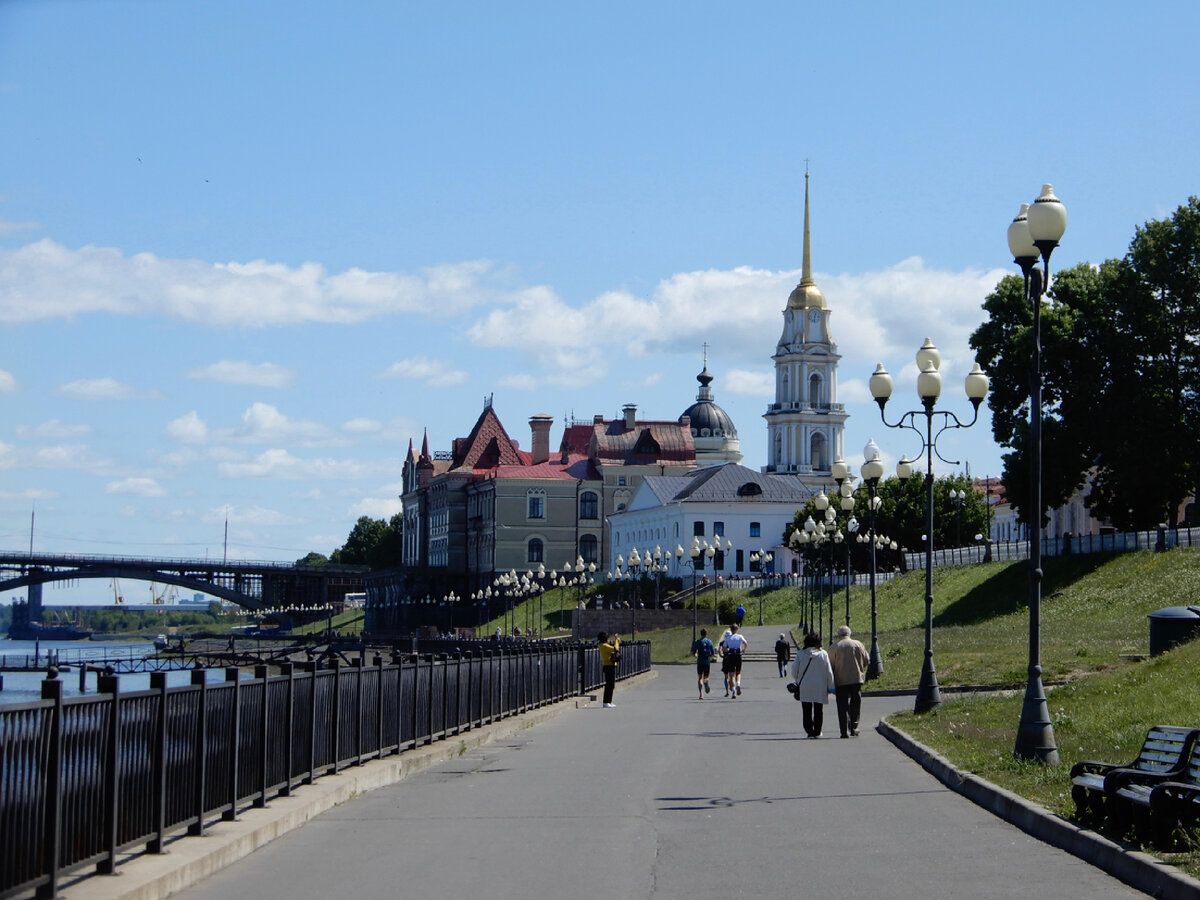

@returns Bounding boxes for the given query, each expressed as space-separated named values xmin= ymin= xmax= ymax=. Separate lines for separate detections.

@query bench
xmin=1069 ymin=725 xmax=1199 ymax=824
xmin=1113 ymin=738 xmax=1200 ymax=848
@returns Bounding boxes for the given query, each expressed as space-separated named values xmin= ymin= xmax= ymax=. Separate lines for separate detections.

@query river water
xmin=0 ymin=638 xmax=232 ymax=705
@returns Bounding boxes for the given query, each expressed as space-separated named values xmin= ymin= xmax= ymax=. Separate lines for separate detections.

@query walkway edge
xmin=61 ymin=671 xmax=657 ymax=900
xmin=877 ymin=718 xmax=1200 ymax=900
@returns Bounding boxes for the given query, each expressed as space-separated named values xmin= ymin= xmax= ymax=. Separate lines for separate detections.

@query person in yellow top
xmin=597 ymin=631 xmax=621 ymax=708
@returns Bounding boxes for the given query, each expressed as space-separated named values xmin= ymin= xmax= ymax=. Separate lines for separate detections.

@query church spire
xmin=787 ymin=168 xmax=827 ymax=310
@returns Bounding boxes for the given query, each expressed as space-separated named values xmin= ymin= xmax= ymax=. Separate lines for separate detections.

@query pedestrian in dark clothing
xmin=774 ymin=633 xmax=792 ymax=677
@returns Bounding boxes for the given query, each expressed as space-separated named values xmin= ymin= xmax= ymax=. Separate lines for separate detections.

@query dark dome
xmin=681 ymin=399 xmax=737 ymax=438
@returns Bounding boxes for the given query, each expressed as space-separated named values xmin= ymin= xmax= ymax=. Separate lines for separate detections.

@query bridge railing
xmin=0 ymin=640 xmax=649 ymax=899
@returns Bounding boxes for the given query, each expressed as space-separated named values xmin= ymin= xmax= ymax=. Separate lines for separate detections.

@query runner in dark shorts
xmin=722 ymin=622 xmax=748 ymax=696
xmin=691 ymin=628 xmax=715 ymax=699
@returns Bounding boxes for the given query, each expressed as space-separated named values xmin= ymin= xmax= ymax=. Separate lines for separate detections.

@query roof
xmin=638 ymin=462 xmax=815 ymax=506
xmin=590 ymin=420 xmax=694 ymax=464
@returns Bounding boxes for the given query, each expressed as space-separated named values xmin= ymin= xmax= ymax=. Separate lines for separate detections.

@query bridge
xmin=0 ymin=551 xmax=369 ymax=612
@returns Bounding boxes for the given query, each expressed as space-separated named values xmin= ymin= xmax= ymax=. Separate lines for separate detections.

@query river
xmin=0 ymin=637 xmax=233 ymax=705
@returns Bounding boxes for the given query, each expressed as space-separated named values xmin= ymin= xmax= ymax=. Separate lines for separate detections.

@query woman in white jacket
xmin=790 ymin=632 xmax=836 ymax=738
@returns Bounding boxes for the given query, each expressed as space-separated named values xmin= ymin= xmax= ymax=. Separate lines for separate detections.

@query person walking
xmin=597 ymin=631 xmax=620 ymax=708
xmin=691 ymin=627 xmax=716 ymax=699
xmin=721 ymin=622 xmax=748 ymax=697
xmin=828 ymin=624 xmax=870 ymax=737
xmin=790 ymin=632 xmax=835 ymax=738
xmin=774 ymin=633 xmax=792 ymax=677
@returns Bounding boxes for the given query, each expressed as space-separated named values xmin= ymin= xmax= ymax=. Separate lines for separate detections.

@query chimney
xmin=529 ymin=414 xmax=553 ymax=465
xmin=622 ymin=403 xmax=638 ymax=431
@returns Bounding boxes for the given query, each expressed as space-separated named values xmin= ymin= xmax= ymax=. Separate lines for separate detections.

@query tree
xmin=972 ymin=198 xmax=1200 ymax=532
xmin=1086 ymin=198 xmax=1200 ymax=528
xmin=330 ymin=514 xmax=404 ymax=569
xmin=295 ymin=551 xmax=329 ymax=567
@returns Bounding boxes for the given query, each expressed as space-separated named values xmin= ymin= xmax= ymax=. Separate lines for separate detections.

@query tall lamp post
xmin=860 ymin=440 xmax=886 ymax=679
xmin=1008 ymin=184 xmax=1066 ymax=764
xmin=870 ymin=339 xmax=990 ymax=713
xmin=676 ymin=540 xmax=702 ymax=642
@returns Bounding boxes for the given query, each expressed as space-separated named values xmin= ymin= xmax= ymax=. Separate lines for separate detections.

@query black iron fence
xmin=0 ymin=640 xmax=649 ymax=899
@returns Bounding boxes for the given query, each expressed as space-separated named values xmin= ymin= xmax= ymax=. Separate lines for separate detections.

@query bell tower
xmin=762 ymin=171 xmax=848 ymax=487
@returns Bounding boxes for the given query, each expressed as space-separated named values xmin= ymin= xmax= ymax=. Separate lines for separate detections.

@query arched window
xmin=579 ymin=491 xmax=599 ymax=520
xmin=580 ymin=534 xmax=599 ymax=564
xmin=527 ymin=538 xmax=544 ymax=563
xmin=810 ymin=432 xmax=827 ymax=471
xmin=809 ymin=372 xmax=822 ymax=407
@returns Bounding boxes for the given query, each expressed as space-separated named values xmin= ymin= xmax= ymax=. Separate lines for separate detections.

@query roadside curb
xmin=60 ymin=670 xmax=657 ymax=900
xmin=877 ymin=718 xmax=1200 ymax=900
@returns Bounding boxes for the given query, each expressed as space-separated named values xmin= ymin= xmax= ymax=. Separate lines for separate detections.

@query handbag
xmin=791 ymin=657 xmax=813 ymax=700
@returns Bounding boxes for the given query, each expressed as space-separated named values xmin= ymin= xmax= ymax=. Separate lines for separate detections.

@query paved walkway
xmin=139 ymin=632 xmax=1147 ymax=900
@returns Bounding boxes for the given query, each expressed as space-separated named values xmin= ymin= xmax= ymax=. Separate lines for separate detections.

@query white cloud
xmin=0 ymin=239 xmax=508 ymax=325
xmin=351 ymin=496 xmax=403 ymax=519
xmin=106 ymin=477 xmax=167 ymax=497
xmin=57 ymin=377 xmax=137 ymax=400
xmin=0 ymin=369 xmax=15 ymax=392
xmin=0 ymin=487 xmax=59 ymax=500
xmin=0 ymin=218 xmax=39 ymax=236
xmin=381 ymin=356 xmax=468 ymax=387
xmin=16 ymin=419 xmax=92 ymax=439
xmin=29 ymin=444 xmax=114 ymax=473
xmin=342 ymin=418 xmax=381 ymax=435
xmin=188 ymin=360 xmax=295 ymax=388
xmin=234 ymin=403 xmax=336 ymax=446
xmin=724 ymin=369 xmax=774 ymax=397
xmin=209 ymin=505 xmax=306 ymax=526
xmin=165 ymin=411 xmax=209 ymax=443
xmin=217 ymin=448 xmax=398 ymax=480
xmin=0 ymin=440 xmax=14 ymax=468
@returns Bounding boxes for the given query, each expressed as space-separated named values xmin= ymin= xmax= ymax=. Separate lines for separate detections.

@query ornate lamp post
xmin=1008 ymin=184 xmax=1066 ymax=764
xmin=675 ymin=540 xmax=702 ymax=642
xmin=870 ymin=339 xmax=989 ymax=713
xmin=860 ymin=439 xmax=886 ymax=679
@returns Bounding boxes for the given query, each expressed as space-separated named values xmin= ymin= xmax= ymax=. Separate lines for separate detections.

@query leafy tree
xmin=971 ymin=198 xmax=1200 ymax=531
xmin=331 ymin=514 xmax=404 ymax=569
xmin=295 ymin=551 xmax=330 ymax=567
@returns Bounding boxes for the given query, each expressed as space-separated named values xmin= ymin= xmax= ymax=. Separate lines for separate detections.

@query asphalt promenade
xmin=60 ymin=625 xmax=1193 ymax=900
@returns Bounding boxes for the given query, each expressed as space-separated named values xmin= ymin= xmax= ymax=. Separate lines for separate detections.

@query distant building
xmin=609 ymin=462 xmax=814 ymax=578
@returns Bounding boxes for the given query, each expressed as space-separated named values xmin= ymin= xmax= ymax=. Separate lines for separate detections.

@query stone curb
xmin=877 ymin=718 xmax=1200 ymax=900
xmin=59 ymin=671 xmax=657 ymax=900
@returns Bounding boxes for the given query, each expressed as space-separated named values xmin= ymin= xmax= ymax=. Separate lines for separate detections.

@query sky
xmin=2 ymin=0 xmax=1198 ymax=606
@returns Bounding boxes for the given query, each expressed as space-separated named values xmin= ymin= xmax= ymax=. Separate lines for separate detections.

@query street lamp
xmin=870 ymin=338 xmax=989 ymax=713
xmin=1008 ymin=184 xmax=1066 ymax=765
xmin=860 ymin=439 xmax=886 ymax=680
xmin=675 ymin=540 xmax=702 ymax=642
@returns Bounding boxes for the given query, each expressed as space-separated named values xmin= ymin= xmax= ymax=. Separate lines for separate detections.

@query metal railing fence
xmin=0 ymin=640 xmax=648 ymax=899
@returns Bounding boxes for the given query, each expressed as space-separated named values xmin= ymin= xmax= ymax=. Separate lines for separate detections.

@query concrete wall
xmin=574 ymin=607 xmax=718 ymax=638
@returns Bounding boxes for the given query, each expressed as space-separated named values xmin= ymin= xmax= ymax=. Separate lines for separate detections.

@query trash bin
xmin=1147 ymin=606 xmax=1200 ymax=656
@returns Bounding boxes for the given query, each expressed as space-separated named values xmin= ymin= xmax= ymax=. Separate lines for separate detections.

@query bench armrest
xmin=1104 ymin=766 xmax=1179 ymax=792
xmin=1070 ymin=760 xmax=1117 ymax=779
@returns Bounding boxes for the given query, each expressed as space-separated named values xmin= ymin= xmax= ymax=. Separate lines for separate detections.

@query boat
xmin=6 ymin=599 xmax=93 ymax=641
xmin=153 ymin=634 xmax=169 ymax=649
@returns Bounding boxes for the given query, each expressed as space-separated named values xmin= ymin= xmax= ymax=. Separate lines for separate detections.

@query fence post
xmin=373 ymin=654 xmax=385 ymax=756
xmin=255 ymin=664 xmax=269 ymax=808
xmin=188 ymin=669 xmax=207 ymax=836
xmin=280 ymin=663 xmax=295 ymax=797
xmin=306 ymin=662 xmax=318 ymax=785
xmin=148 ymin=671 xmax=169 ymax=853
xmin=223 ymin=668 xmax=240 ymax=821
xmin=330 ymin=661 xmax=342 ymax=774
xmin=352 ymin=657 xmax=364 ymax=767
xmin=35 ymin=672 xmax=64 ymax=900
xmin=97 ymin=671 xmax=120 ymax=875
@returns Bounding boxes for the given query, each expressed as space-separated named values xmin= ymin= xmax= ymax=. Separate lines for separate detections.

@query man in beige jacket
xmin=827 ymin=625 xmax=870 ymax=737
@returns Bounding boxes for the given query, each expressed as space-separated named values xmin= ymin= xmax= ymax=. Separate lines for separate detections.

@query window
xmin=580 ymin=534 xmax=599 ymax=564
xmin=713 ymin=521 xmax=724 ymax=536
xmin=527 ymin=492 xmax=545 ymax=519
xmin=693 ymin=521 xmax=705 ymax=537
xmin=750 ymin=522 xmax=761 ymax=538
xmin=527 ymin=538 xmax=544 ymax=563
xmin=618 ymin=476 xmax=626 ymax=486
xmin=579 ymin=491 xmax=599 ymax=520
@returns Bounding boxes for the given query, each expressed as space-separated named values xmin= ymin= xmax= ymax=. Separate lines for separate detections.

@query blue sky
xmin=2 ymin=1 xmax=1198 ymax=604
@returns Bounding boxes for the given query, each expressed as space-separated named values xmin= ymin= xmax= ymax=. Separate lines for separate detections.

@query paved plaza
xmin=107 ymin=625 xmax=1149 ymax=900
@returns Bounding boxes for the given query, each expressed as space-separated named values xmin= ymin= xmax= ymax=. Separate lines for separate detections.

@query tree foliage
xmin=330 ymin=513 xmax=404 ymax=569
xmin=970 ymin=197 xmax=1200 ymax=530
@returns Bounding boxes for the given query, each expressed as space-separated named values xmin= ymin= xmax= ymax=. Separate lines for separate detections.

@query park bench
xmin=1069 ymin=725 xmax=1199 ymax=824
xmin=1112 ymin=736 xmax=1200 ymax=849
